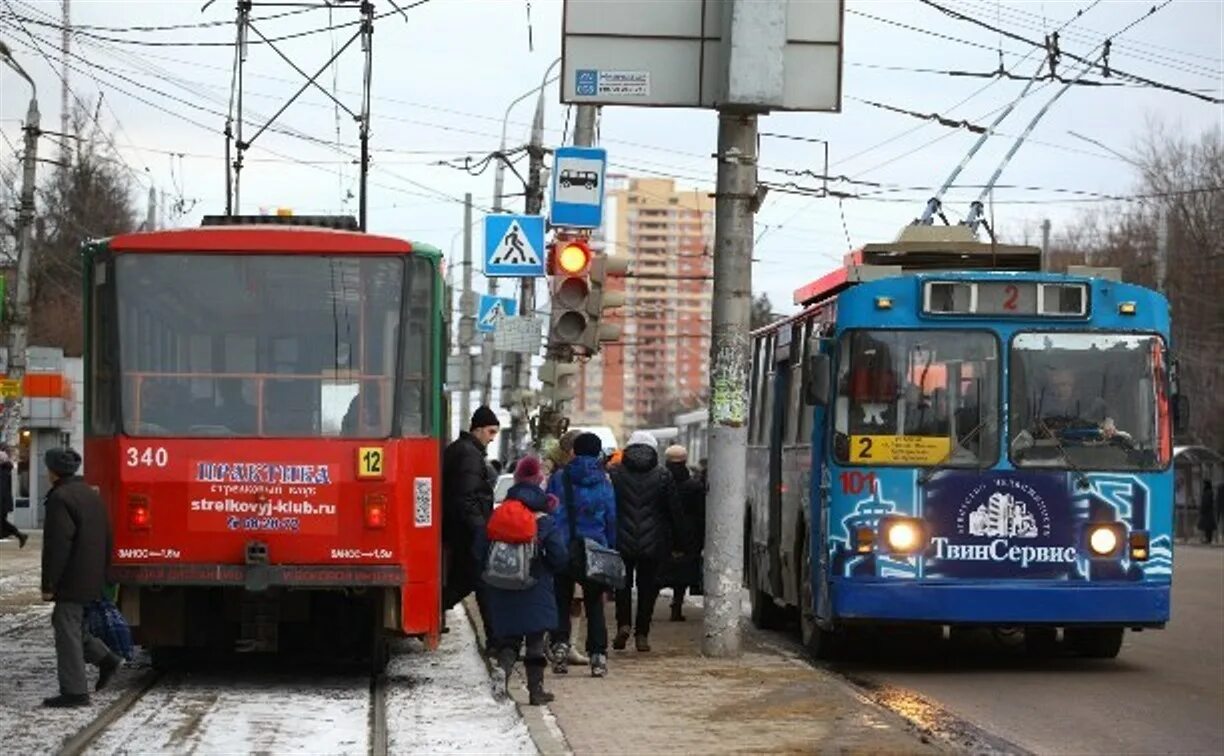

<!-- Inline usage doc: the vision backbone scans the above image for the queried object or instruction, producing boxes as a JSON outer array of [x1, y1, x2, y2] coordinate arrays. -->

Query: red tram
[[83, 216, 446, 667]]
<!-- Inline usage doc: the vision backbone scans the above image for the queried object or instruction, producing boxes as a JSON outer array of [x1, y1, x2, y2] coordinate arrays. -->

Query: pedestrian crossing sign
[[476, 294, 519, 334], [484, 214, 546, 277]]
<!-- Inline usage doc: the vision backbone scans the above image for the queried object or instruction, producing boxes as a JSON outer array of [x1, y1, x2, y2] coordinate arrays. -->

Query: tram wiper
[[1036, 420, 1092, 490], [917, 419, 987, 485]]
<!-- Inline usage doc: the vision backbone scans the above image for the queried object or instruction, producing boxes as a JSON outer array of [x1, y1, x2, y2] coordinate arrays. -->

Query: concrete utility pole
[[147, 186, 158, 231], [703, 110, 758, 658], [1040, 218, 1051, 271], [458, 193, 476, 425], [1155, 208, 1169, 294], [0, 44, 39, 457]]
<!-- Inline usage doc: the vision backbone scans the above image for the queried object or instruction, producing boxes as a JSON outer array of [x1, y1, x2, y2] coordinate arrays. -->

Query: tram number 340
[[126, 447, 169, 468]]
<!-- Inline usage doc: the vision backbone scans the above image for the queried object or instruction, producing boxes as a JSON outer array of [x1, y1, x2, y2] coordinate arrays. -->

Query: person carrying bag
[[546, 432, 618, 677]]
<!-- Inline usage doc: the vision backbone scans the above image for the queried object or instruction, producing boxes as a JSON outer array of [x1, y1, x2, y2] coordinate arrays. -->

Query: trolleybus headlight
[[1129, 531, 1150, 561], [881, 517, 927, 554], [1088, 525, 1120, 556]]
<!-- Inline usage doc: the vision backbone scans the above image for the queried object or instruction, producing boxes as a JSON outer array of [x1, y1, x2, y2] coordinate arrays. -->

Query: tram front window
[[1009, 333, 1167, 471], [115, 254, 428, 438], [832, 330, 999, 467]]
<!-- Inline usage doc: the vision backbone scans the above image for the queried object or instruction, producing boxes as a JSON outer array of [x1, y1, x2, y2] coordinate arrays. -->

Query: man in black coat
[[441, 406, 500, 614], [40, 448, 122, 708], [609, 431, 679, 652]]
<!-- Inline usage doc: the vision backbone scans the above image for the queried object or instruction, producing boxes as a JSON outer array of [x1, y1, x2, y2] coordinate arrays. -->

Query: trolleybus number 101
[[840, 471, 878, 495], [126, 446, 169, 468]]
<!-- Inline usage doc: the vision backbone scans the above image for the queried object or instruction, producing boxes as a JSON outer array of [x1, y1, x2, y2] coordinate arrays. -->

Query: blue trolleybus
[[746, 226, 1184, 659]]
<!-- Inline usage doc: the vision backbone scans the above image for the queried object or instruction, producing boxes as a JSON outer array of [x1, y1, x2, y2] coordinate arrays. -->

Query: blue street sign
[[549, 146, 607, 229], [576, 69, 598, 96], [484, 214, 546, 277], [476, 294, 518, 334]]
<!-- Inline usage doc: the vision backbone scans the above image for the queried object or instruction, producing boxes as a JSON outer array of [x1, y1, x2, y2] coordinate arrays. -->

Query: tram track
[[368, 671, 388, 756], [57, 670, 162, 756]]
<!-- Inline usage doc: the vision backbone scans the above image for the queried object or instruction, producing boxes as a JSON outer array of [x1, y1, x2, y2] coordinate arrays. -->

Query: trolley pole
[[703, 110, 758, 658], [1, 46, 39, 459]]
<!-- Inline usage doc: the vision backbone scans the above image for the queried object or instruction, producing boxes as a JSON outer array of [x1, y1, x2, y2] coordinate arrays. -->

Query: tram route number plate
[[849, 435, 950, 465], [357, 446, 386, 479]]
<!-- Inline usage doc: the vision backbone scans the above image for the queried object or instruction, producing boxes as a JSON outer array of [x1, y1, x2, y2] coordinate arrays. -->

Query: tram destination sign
[[923, 280, 1088, 318]]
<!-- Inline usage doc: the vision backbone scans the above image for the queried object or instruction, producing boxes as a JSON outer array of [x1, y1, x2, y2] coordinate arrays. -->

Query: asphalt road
[[828, 545, 1224, 755]]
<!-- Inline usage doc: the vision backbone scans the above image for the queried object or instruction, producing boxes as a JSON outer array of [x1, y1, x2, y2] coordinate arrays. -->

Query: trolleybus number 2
[[126, 446, 169, 468], [840, 471, 878, 495], [1003, 284, 1019, 311]]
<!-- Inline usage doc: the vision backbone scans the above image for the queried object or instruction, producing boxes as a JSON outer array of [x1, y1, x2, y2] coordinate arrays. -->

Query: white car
[[493, 473, 515, 505]]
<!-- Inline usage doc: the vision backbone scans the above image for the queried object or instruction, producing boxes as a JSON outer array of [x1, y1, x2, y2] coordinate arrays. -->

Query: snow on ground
[[386, 608, 536, 755], [86, 669, 371, 755]]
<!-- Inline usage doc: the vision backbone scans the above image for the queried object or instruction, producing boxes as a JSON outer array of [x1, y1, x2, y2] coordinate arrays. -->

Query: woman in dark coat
[[475, 456, 568, 705], [1198, 480, 1216, 544], [661, 445, 705, 621]]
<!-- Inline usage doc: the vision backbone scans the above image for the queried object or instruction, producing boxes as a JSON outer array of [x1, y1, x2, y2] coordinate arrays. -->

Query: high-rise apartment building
[[570, 177, 714, 443]]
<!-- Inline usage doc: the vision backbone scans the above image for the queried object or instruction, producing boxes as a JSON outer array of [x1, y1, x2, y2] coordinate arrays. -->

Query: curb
[[461, 598, 572, 756]]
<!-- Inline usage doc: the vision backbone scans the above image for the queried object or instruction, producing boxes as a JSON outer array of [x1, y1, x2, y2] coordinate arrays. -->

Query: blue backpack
[[85, 599, 134, 661]]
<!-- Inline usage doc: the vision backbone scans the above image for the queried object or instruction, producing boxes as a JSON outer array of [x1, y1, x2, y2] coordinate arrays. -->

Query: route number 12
[[357, 447, 385, 479]]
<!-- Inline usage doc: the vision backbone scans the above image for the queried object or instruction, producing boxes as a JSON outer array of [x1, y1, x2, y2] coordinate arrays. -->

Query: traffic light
[[538, 359, 578, 404], [548, 237, 593, 351], [583, 252, 628, 351]]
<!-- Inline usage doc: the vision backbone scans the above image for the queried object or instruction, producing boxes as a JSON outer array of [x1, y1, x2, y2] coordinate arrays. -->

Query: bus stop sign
[[549, 146, 607, 229]]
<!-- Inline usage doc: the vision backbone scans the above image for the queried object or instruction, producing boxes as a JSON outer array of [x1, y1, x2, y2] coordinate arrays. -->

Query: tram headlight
[[881, 517, 927, 554], [1088, 525, 1120, 556]]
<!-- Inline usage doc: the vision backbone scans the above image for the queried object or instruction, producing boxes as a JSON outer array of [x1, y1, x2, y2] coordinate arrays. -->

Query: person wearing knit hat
[[479, 454, 567, 706], [442, 405, 501, 647], [545, 430, 617, 677], [39, 449, 123, 707], [608, 429, 677, 652], [660, 444, 705, 621]]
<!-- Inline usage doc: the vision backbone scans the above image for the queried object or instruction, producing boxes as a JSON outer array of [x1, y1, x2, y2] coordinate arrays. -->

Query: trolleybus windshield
[[111, 254, 430, 438], [832, 330, 999, 467], [1009, 332, 1168, 471]]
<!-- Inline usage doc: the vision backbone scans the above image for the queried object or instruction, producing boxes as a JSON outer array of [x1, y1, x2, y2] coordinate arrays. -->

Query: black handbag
[[562, 470, 626, 589]]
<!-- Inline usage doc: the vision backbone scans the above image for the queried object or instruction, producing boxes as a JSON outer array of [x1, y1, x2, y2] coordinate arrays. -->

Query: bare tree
[[11, 102, 139, 355]]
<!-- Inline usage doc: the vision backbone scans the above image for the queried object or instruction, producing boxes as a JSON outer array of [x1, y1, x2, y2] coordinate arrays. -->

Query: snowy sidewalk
[[469, 591, 935, 755], [1, 534, 535, 754]]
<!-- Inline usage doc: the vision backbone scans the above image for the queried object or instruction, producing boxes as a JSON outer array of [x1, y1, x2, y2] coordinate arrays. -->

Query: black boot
[[670, 602, 685, 622], [525, 659, 554, 706], [492, 647, 517, 701]]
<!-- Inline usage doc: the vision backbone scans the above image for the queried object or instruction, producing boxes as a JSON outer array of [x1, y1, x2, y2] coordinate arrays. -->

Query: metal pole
[[358, 0, 373, 232], [703, 110, 757, 658], [4, 95, 40, 455], [1155, 208, 1169, 294], [459, 193, 475, 426], [147, 186, 157, 231]]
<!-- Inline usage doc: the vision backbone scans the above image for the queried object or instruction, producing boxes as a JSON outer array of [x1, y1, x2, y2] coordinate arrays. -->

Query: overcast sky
[[1, 0, 1220, 314]]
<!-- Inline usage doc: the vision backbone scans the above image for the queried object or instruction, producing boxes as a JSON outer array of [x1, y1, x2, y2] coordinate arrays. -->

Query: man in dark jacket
[[40, 448, 122, 708], [609, 430, 678, 652], [662, 444, 705, 621], [442, 406, 500, 610], [1, 448, 29, 547]]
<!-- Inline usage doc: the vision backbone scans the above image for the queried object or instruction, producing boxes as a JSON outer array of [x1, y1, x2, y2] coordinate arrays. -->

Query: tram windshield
[[1009, 332, 1167, 471], [833, 330, 999, 467], [109, 254, 431, 438]]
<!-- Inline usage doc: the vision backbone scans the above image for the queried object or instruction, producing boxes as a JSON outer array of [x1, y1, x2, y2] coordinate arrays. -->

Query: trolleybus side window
[[832, 330, 999, 467], [748, 338, 762, 445], [797, 319, 816, 445], [787, 324, 805, 445], [1009, 332, 1167, 471]]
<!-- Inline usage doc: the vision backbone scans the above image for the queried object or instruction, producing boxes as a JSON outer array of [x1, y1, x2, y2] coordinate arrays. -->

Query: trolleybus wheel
[[799, 528, 840, 660], [748, 523, 788, 631], [1066, 627, 1123, 659]]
